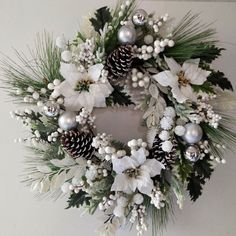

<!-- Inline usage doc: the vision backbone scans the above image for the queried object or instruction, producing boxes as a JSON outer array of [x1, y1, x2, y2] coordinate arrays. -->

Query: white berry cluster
[[117, 0, 131, 18], [76, 108, 96, 129], [196, 99, 222, 128], [131, 68, 150, 88], [159, 107, 176, 153], [199, 140, 226, 164], [150, 187, 166, 209], [85, 160, 109, 186], [134, 37, 174, 61], [47, 131, 59, 142], [148, 13, 169, 33], [127, 139, 149, 156], [130, 204, 147, 236], [98, 194, 118, 212], [74, 39, 96, 67]]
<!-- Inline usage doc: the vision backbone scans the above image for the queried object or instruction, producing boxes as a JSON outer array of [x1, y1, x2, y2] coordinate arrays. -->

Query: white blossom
[[153, 57, 211, 103], [111, 148, 165, 195], [54, 63, 113, 112]]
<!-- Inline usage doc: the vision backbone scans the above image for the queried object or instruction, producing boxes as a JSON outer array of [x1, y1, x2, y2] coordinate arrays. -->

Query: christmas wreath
[[1, 1, 236, 235]]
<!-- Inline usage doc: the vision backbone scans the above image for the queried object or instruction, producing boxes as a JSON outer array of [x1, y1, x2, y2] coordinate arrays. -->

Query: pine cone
[[106, 45, 134, 78], [60, 130, 94, 159], [149, 136, 178, 169]]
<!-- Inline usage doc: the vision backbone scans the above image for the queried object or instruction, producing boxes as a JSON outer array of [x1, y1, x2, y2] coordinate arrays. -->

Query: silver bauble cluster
[[118, 25, 137, 45], [184, 145, 200, 162], [132, 9, 148, 26], [58, 111, 77, 131], [182, 123, 203, 144], [43, 101, 60, 117]]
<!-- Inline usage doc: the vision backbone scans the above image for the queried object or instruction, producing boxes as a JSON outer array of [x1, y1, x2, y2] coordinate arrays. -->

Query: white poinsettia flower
[[153, 57, 211, 103], [111, 148, 165, 196], [54, 63, 113, 112]]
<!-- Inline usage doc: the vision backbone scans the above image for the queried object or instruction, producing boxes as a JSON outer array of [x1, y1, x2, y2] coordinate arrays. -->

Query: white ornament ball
[[118, 25, 137, 45], [132, 9, 148, 26], [133, 193, 144, 205], [184, 145, 200, 162], [58, 111, 77, 131], [61, 50, 72, 62], [182, 123, 203, 144]]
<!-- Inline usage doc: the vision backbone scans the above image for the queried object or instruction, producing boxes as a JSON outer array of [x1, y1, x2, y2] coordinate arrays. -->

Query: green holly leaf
[[89, 7, 112, 34], [106, 84, 134, 107], [192, 81, 215, 94], [66, 191, 91, 209], [187, 157, 214, 201], [207, 70, 233, 91]]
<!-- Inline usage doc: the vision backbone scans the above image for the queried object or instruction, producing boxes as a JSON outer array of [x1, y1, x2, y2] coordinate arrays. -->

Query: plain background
[[0, 0, 236, 236]]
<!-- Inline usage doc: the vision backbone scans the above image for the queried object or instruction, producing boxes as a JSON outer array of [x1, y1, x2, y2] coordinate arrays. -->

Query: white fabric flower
[[153, 57, 211, 103], [111, 148, 165, 196], [54, 63, 113, 112]]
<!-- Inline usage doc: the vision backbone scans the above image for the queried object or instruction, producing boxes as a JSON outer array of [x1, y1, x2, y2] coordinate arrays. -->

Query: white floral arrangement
[[1, 1, 236, 235]]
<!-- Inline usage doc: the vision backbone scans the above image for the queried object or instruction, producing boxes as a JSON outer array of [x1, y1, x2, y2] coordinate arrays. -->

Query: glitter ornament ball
[[184, 145, 200, 162], [43, 101, 60, 117], [182, 123, 203, 144], [132, 9, 148, 26], [118, 25, 137, 45], [58, 111, 77, 131]]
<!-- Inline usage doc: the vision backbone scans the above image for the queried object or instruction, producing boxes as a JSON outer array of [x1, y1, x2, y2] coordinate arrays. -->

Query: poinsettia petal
[[171, 86, 188, 103], [180, 85, 197, 101], [143, 159, 165, 177], [182, 59, 200, 72], [89, 83, 113, 108], [112, 156, 136, 174], [137, 177, 154, 195], [88, 64, 104, 82], [60, 62, 82, 86], [164, 56, 182, 74], [189, 69, 211, 85], [111, 174, 130, 193], [64, 95, 82, 111], [78, 92, 95, 112], [56, 81, 77, 97], [153, 71, 178, 87], [131, 148, 147, 166]]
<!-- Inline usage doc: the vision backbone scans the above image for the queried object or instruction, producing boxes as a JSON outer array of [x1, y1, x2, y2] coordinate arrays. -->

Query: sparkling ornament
[[184, 145, 200, 162], [43, 101, 60, 117], [132, 9, 148, 26], [118, 25, 137, 45], [182, 123, 203, 144], [58, 111, 77, 131]]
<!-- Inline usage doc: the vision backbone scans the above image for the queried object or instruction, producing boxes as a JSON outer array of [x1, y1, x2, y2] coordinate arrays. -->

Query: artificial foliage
[[1, 1, 236, 236]]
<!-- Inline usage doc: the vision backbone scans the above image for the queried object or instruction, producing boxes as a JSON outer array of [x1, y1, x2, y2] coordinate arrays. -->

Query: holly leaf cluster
[[89, 7, 112, 34], [66, 191, 91, 209], [192, 81, 215, 94], [207, 70, 233, 91], [106, 84, 134, 107], [187, 157, 214, 201]]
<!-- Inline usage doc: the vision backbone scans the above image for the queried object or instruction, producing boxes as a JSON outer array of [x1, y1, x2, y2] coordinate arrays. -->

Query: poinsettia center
[[74, 79, 94, 92], [178, 71, 190, 87], [124, 168, 140, 178]]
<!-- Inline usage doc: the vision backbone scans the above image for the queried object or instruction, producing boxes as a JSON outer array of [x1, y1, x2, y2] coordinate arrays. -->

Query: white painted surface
[[0, 1, 235, 236]]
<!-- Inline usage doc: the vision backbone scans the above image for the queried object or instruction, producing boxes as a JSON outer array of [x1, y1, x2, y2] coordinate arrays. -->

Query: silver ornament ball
[[58, 111, 77, 131], [118, 25, 137, 45], [182, 123, 203, 144], [184, 145, 200, 162], [43, 101, 60, 117], [132, 9, 148, 26]]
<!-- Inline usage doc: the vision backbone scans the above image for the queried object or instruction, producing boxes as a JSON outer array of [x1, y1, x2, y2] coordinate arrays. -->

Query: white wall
[[0, 1, 236, 236]]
